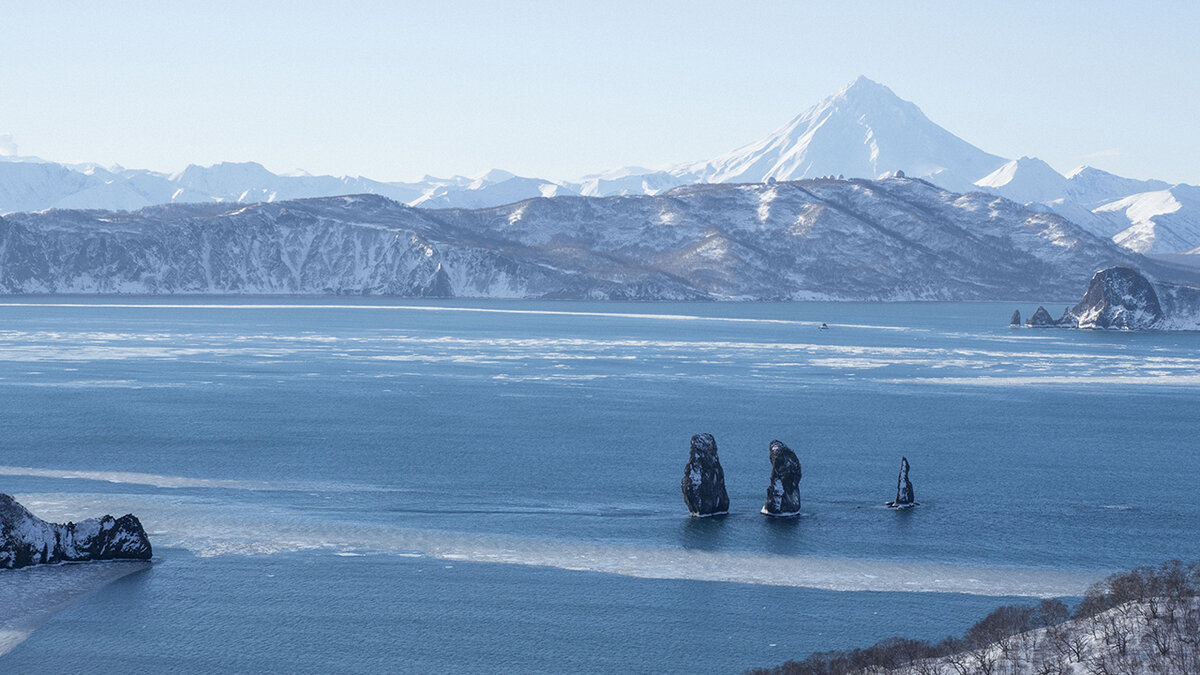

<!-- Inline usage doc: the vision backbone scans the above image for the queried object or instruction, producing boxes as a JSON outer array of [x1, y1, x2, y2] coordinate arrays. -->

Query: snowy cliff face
[[0, 494, 152, 569], [1, 179, 1191, 300]]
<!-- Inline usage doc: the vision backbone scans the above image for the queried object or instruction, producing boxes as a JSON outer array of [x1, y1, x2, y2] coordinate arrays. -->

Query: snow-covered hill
[[1093, 185, 1200, 255], [975, 157, 1069, 205], [1, 176, 1192, 299], [1065, 165, 1169, 208]]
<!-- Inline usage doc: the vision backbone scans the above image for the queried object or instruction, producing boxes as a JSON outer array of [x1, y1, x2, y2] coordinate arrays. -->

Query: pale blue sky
[[3, 1, 1198, 184]]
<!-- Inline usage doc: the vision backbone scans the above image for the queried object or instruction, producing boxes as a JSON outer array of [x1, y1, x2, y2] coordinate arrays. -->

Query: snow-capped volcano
[[679, 76, 1006, 193]]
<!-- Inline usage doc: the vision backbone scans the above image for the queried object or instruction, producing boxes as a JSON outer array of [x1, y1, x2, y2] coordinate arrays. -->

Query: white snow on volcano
[[677, 76, 1007, 193]]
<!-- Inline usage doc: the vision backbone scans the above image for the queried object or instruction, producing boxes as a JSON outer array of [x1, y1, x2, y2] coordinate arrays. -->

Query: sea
[[0, 298, 1198, 673]]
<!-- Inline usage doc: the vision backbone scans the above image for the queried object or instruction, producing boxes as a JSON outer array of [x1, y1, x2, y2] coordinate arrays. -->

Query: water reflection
[[678, 513, 731, 550]]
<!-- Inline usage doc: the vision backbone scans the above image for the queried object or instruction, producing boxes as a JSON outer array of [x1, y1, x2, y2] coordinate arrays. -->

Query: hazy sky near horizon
[[3, 1, 1198, 184]]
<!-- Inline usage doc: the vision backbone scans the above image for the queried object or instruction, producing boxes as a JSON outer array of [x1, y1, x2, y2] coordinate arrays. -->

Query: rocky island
[[0, 494, 152, 569]]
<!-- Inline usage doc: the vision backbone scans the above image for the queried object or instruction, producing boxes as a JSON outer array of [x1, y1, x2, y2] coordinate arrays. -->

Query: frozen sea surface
[[1, 298, 1198, 672]]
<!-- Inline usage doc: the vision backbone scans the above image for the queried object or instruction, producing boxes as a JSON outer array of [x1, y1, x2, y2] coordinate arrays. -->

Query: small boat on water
[[819, 323, 829, 330]]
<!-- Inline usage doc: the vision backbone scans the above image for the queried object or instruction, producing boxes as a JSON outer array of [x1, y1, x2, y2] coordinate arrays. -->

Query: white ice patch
[[0, 302, 900, 330], [15, 493, 1100, 599], [0, 466, 405, 494]]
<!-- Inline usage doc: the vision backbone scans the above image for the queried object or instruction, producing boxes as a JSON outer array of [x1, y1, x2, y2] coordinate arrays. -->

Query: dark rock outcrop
[[1026, 305, 1058, 327], [760, 440, 802, 517], [1056, 306, 1076, 327], [1010, 309, 1021, 326], [0, 494, 152, 569], [1070, 266, 1164, 329], [886, 457, 918, 508], [681, 433, 729, 517]]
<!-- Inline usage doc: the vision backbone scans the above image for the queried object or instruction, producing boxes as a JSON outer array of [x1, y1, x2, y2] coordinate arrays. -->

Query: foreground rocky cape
[[1, 176, 1195, 299], [0, 494, 152, 569]]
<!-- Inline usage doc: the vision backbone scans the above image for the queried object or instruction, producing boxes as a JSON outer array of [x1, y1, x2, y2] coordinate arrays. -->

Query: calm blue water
[[1, 299, 1198, 672]]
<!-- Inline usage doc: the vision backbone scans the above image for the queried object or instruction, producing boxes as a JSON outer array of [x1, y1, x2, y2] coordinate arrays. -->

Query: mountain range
[[4, 78, 1197, 265], [2, 175, 1194, 300], [3, 76, 1200, 299]]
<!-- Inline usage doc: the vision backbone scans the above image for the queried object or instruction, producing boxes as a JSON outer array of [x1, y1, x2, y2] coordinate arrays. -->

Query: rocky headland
[[0, 493, 152, 569], [1011, 266, 1200, 330]]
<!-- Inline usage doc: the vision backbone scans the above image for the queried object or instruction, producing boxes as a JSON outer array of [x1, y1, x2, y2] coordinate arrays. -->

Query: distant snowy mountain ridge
[[2, 76, 1197, 259]]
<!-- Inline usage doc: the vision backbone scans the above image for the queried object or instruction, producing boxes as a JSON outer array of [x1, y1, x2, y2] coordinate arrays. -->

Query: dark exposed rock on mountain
[[1009, 309, 1021, 326], [1026, 305, 1057, 327], [2, 177, 1198, 300], [886, 457, 918, 508], [760, 440, 802, 517], [681, 433, 729, 517], [0, 494, 152, 569]]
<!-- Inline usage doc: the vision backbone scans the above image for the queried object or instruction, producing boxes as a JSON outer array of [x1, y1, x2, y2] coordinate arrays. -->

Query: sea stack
[[760, 440, 802, 517], [0, 493, 152, 569], [886, 457, 918, 508], [681, 433, 730, 517], [1010, 309, 1021, 326], [1026, 306, 1057, 327]]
